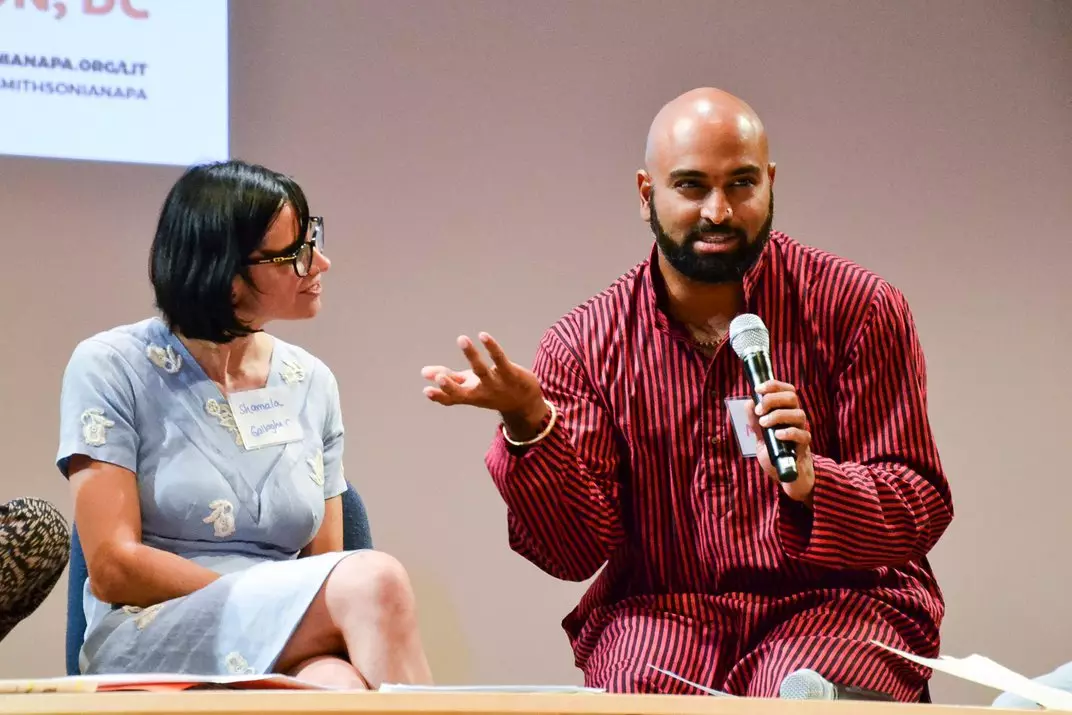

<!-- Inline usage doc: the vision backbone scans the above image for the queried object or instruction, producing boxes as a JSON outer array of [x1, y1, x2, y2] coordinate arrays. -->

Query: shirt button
[[710, 435, 721, 446]]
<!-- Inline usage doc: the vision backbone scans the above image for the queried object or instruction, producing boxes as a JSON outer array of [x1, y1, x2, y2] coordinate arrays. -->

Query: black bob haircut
[[149, 159, 310, 344]]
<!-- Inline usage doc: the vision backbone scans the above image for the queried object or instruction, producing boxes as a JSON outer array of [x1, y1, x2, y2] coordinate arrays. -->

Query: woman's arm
[[69, 455, 220, 607]]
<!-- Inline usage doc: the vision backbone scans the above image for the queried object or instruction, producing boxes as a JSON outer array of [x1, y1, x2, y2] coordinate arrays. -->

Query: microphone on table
[[728, 313, 798, 483], [779, 668, 895, 701]]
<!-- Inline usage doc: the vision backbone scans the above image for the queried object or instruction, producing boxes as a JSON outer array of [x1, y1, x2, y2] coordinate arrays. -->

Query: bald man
[[422, 88, 952, 700]]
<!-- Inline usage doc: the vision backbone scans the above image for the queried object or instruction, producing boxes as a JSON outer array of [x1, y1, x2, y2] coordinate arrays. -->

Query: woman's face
[[233, 203, 330, 327]]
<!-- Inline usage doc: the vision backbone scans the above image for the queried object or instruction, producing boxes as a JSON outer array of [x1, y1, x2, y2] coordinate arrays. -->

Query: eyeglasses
[[245, 216, 325, 277]]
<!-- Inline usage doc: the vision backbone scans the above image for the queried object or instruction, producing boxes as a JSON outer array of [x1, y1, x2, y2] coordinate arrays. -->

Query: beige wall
[[0, 0, 1069, 705]]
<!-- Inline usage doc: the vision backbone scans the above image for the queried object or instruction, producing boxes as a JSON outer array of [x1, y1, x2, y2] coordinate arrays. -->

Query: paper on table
[[872, 640, 1072, 711], [0, 673, 331, 693], [378, 683, 604, 694], [646, 665, 737, 697]]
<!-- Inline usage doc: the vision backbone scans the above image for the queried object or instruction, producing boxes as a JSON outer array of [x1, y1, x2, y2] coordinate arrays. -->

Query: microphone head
[[779, 669, 836, 700], [729, 313, 770, 358]]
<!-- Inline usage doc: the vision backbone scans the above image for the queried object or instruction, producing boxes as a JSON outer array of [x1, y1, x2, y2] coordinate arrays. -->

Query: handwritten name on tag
[[725, 397, 759, 457], [227, 386, 304, 450]]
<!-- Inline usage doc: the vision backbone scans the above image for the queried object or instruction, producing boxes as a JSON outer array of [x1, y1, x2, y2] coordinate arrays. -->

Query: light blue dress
[[56, 317, 353, 675]]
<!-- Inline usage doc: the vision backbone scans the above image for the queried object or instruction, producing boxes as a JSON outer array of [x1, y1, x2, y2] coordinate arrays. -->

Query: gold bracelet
[[501, 400, 558, 447]]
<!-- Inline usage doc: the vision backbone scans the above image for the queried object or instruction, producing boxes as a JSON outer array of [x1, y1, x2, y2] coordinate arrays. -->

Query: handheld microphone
[[728, 313, 797, 483], [779, 668, 895, 701]]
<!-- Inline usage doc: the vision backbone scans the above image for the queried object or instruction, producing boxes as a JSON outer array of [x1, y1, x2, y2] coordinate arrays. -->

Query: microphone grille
[[779, 669, 834, 700], [729, 313, 769, 358]]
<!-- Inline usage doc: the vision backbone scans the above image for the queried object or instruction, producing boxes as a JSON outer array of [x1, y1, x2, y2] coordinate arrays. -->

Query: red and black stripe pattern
[[485, 231, 953, 700]]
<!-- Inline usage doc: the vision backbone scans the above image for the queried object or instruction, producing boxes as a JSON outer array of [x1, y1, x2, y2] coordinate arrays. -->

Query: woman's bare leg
[[323, 550, 433, 686], [274, 550, 433, 688], [290, 655, 368, 690]]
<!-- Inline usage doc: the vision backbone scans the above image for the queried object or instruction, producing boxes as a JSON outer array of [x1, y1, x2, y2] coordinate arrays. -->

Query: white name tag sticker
[[725, 397, 759, 457], [227, 386, 304, 450]]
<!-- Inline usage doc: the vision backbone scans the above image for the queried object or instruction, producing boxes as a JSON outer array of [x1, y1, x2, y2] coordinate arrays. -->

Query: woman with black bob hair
[[56, 160, 433, 688]]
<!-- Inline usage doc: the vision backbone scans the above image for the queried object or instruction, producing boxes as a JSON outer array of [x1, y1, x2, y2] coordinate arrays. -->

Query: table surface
[[0, 691, 1025, 715]]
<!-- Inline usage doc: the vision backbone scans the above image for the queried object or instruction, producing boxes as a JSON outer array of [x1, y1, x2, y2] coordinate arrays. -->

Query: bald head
[[638, 88, 776, 286], [644, 87, 768, 174]]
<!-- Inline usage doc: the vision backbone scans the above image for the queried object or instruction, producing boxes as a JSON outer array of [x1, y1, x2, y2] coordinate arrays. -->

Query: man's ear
[[637, 170, 653, 222]]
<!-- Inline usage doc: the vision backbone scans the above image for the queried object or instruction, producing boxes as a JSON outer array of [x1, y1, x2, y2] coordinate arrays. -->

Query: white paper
[[378, 683, 604, 694], [872, 640, 1072, 711], [0, 673, 331, 693], [725, 397, 759, 457], [227, 386, 304, 450], [646, 665, 737, 697]]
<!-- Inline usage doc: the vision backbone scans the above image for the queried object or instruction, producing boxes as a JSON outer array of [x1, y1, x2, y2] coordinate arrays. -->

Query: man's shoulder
[[775, 232, 909, 315], [543, 258, 651, 349], [774, 233, 917, 361]]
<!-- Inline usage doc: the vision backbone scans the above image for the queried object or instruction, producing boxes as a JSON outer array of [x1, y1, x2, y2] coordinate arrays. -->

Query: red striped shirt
[[485, 231, 953, 700]]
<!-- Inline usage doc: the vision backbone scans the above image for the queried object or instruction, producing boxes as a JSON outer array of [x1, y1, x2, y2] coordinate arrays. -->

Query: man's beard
[[650, 191, 774, 284]]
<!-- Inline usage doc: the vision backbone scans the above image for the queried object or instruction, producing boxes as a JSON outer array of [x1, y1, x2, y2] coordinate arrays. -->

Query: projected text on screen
[[0, 0, 229, 166]]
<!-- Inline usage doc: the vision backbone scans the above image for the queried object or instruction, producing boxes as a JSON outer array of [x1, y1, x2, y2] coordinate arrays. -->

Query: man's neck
[[657, 253, 745, 335]]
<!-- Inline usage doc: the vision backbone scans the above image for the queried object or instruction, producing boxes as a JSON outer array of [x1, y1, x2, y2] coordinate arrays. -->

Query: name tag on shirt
[[227, 386, 304, 450], [724, 397, 759, 457]]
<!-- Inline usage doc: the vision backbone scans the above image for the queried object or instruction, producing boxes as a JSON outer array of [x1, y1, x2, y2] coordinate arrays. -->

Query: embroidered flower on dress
[[146, 344, 182, 374], [307, 449, 325, 487], [131, 603, 164, 630], [280, 359, 306, 385], [203, 499, 236, 538], [224, 651, 255, 675], [205, 399, 244, 447], [80, 408, 115, 447]]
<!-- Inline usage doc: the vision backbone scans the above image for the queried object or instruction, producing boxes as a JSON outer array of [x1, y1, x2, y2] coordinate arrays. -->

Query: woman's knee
[[326, 550, 418, 621]]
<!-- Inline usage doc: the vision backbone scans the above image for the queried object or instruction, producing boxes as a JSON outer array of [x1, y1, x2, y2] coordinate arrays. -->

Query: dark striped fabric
[[485, 232, 953, 700]]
